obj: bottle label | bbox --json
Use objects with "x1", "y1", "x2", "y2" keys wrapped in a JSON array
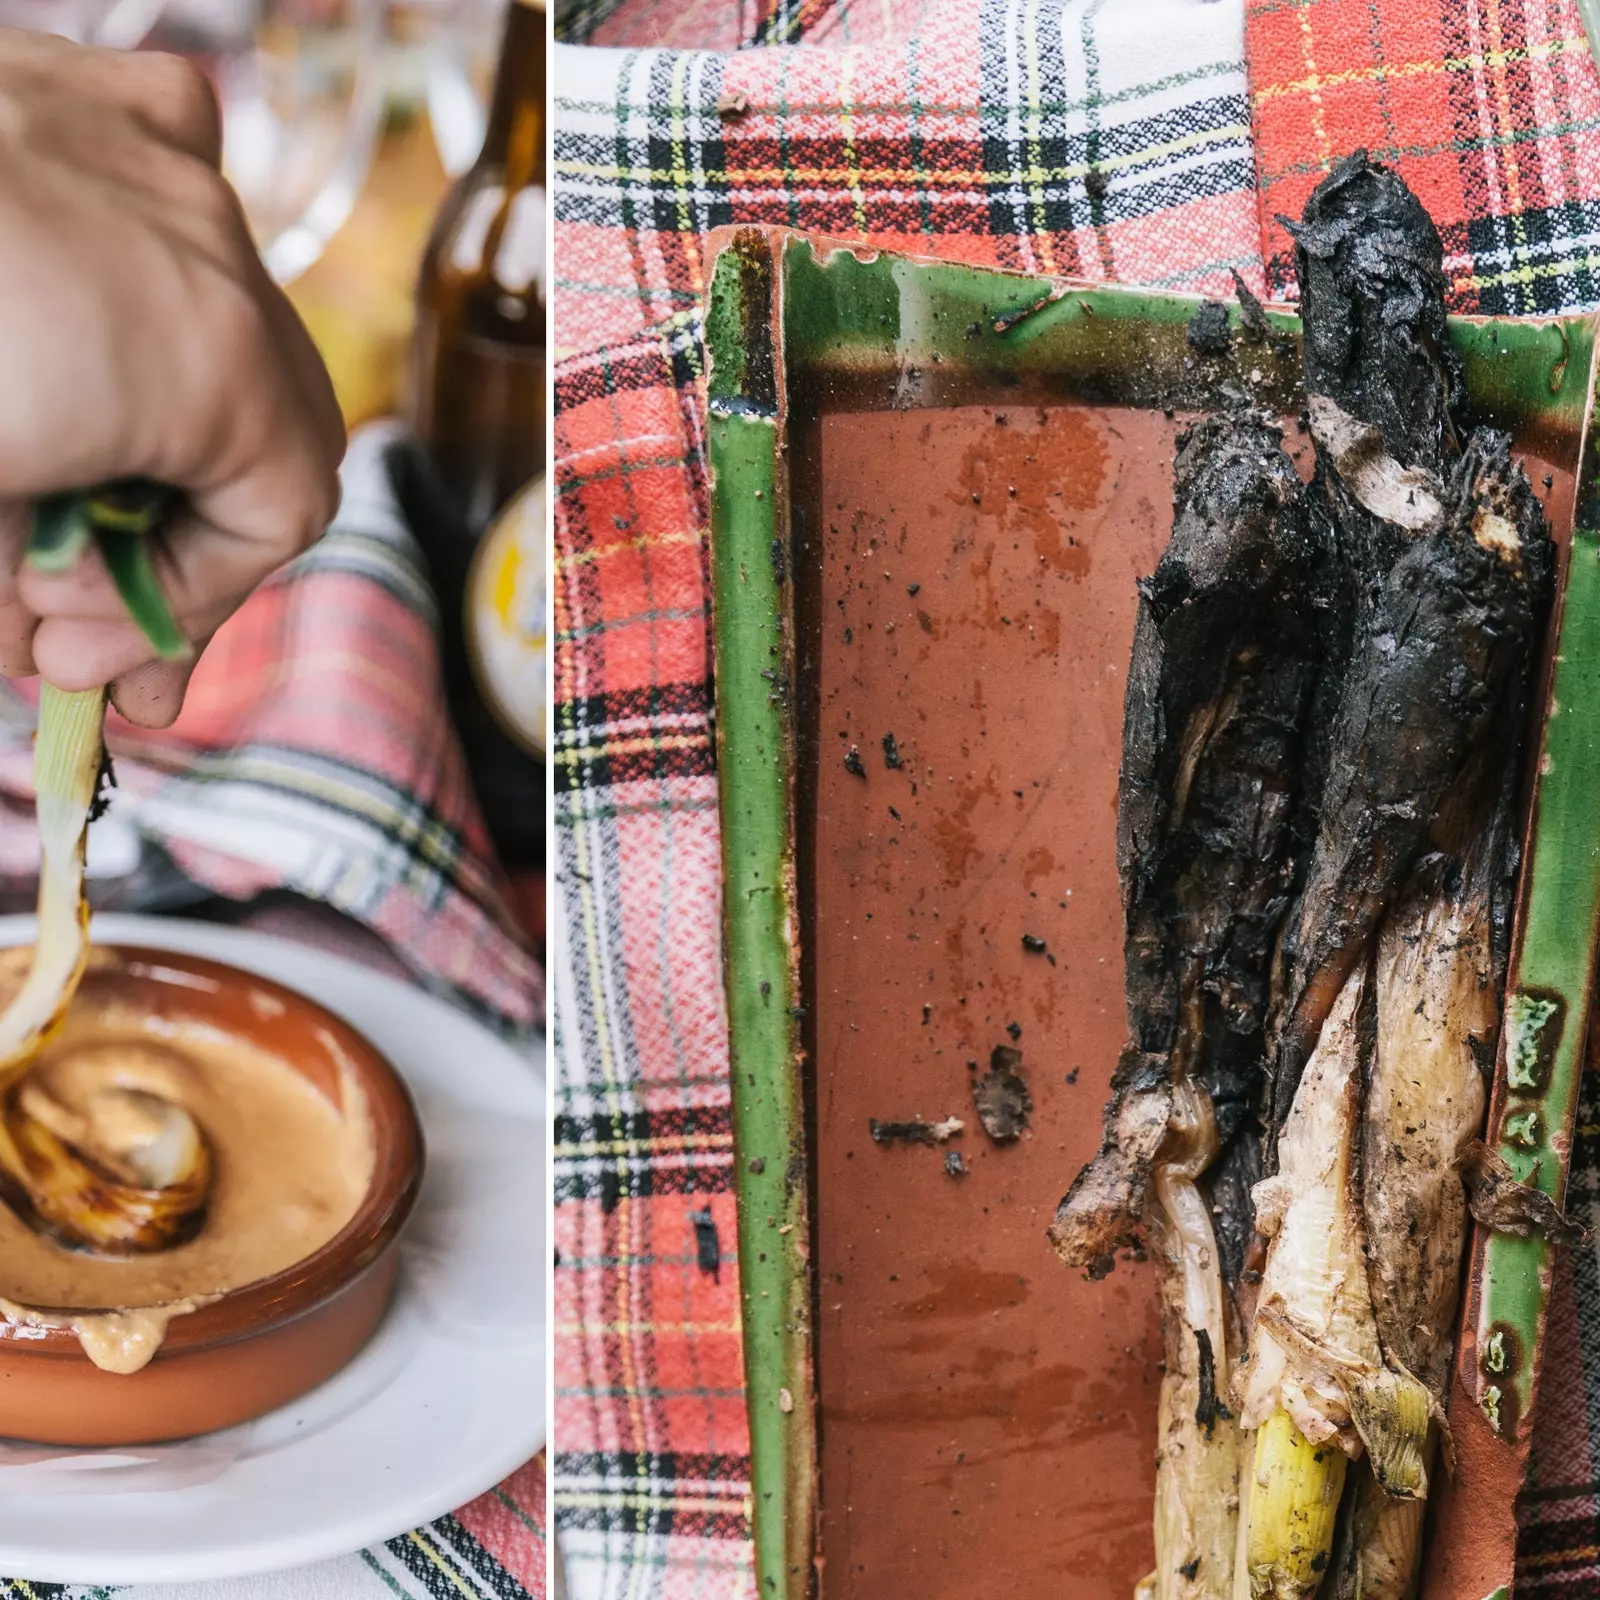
[{"x1": 468, "y1": 477, "x2": 547, "y2": 757}]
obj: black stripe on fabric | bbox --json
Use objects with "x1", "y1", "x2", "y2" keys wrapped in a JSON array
[
  {"x1": 552, "y1": 689, "x2": 716, "y2": 796},
  {"x1": 634, "y1": 55, "x2": 733, "y2": 237},
  {"x1": 749, "y1": 0, "x2": 814, "y2": 48},
  {"x1": 166, "y1": 742, "x2": 469, "y2": 892},
  {"x1": 427, "y1": 1513, "x2": 530, "y2": 1600},
  {"x1": 554, "y1": 1108, "x2": 735, "y2": 1204},
  {"x1": 553, "y1": 320, "x2": 706, "y2": 417},
  {"x1": 556, "y1": 1107, "x2": 733, "y2": 1146},
  {"x1": 978, "y1": 111, "x2": 1252, "y2": 238},
  {"x1": 552, "y1": 1452, "x2": 752, "y2": 1542},
  {"x1": 1515, "y1": 1498, "x2": 1600, "y2": 1575},
  {"x1": 382, "y1": 1525, "x2": 493, "y2": 1600},
  {"x1": 1463, "y1": 200, "x2": 1600, "y2": 317},
  {"x1": 552, "y1": 682, "x2": 715, "y2": 735},
  {"x1": 553, "y1": 0, "x2": 628, "y2": 42}
]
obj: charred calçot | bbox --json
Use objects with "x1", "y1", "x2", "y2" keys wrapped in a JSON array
[
  {"x1": 1049, "y1": 412, "x2": 1322, "y2": 1279},
  {"x1": 1050, "y1": 409, "x2": 1326, "y2": 1600},
  {"x1": 1051, "y1": 150, "x2": 1554, "y2": 1600}
]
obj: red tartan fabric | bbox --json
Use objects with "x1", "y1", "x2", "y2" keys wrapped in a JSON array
[
  {"x1": 460, "y1": 1455, "x2": 550, "y2": 1592},
  {"x1": 1247, "y1": 0, "x2": 1600, "y2": 314},
  {"x1": 560, "y1": 0, "x2": 916, "y2": 53},
  {"x1": 553, "y1": 1, "x2": 1600, "y2": 1594},
  {"x1": 553, "y1": 314, "x2": 756, "y2": 1591},
  {"x1": 551, "y1": 0, "x2": 1266, "y2": 358}
]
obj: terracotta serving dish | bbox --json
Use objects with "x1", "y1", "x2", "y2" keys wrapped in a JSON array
[{"x1": 0, "y1": 944, "x2": 423, "y2": 1447}]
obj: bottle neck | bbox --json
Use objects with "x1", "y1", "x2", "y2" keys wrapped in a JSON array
[{"x1": 479, "y1": 0, "x2": 546, "y2": 192}]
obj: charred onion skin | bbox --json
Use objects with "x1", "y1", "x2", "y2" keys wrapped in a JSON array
[
  {"x1": 1050, "y1": 414, "x2": 1324, "y2": 1283},
  {"x1": 1267, "y1": 151, "x2": 1552, "y2": 1140},
  {"x1": 1057, "y1": 149, "x2": 1555, "y2": 1600},
  {"x1": 1250, "y1": 154, "x2": 1551, "y2": 1597},
  {"x1": 1051, "y1": 414, "x2": 1328, "y2": 1598},
  {"x1": 1286, "y1": 150, "x2": 1462, "y2": 481},
  {"x1": 1268, "y1": 430, "x2": 1551, "y2": 1136}
]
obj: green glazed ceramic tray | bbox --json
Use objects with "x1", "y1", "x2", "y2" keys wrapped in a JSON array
[{"x1": 706, "y1": 225, "x2": 1600, "y2": 1600}]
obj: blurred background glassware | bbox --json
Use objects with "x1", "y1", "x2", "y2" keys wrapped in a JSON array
[
  {"x1": 0, "y1": 0, "x2": 389, "y2": 287},
  {"x1": 146, "y1": 0, "x2": 389, "y2": 285},
  {"x1": 386, "y1": 0, "x2": 502, "y2": 177}
]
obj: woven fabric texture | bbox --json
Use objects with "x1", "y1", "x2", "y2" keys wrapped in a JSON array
[{"x1": 552, "y1": 0, "x2": 1600, "y2": 1595}]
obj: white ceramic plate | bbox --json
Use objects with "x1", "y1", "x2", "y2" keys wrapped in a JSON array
[{"x1": 0, "y1": 912, "x2": 546, "y2": 1585}]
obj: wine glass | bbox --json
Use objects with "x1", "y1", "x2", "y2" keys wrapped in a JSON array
[
  {"x1": 386, "y1": 0, "x2": 501, "y2": 177},
  {"x1": 0, "y1": 0, "x2": 387, "y2": 286},
  {"x1": 146, "y1": 0, "x2": 389, "y2": 284}
]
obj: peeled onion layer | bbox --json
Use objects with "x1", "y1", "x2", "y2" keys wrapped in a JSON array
[
  {"x1": 1318, "y1": 834, "x2": 1500, "y2": 1594},
  {"x1": 1365, "y1": 853, "x2": 1495, "y2": 1394},
  {"x1": 1148, "y1": 1083, "x2": 1240, "y2": 1600},
  {"x1": 0, "y1": 685, "x2": 103, "y2": 1074},
  {"x1": 1241, "y1": 966, "x2": 1433, "y2": 1499},
  {"x1": 1330, "y1": 1471, "x2": 1428, "y2": 1600}
]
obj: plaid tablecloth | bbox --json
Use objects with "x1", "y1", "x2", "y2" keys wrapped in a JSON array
[
  {"x1": 551, "y1": 0, "x2": 1600, "y2": 1595},
  {"x1": 0, "y1": 425, "x2": 546, "y2": 1599}
]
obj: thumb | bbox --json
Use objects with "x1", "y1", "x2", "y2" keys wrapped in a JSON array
[{"x1": 110, "y1": 657, "x2": 195, "y2": 729}]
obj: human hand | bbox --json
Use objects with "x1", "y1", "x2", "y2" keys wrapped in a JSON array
[{"x1": 0, "y1": 29, "x2": 343, "y2": 728}]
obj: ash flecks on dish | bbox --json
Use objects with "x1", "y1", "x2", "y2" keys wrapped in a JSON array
[
  {"x1": 869, "y1": 1116, "x2": 964, "y2": 1147},
  {"x1": 1186, "y1": 300, "x2": 1231, "y2": 355},
  {"x1": 973, "y1": 1045, "x2": 1032, "y2": 1143}
]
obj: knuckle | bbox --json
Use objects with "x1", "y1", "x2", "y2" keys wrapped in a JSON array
[
  {"x1": 168, "y1": 148, "x2": 248, "y2": 242},
  {"x1": 293, "y1": 462, "x2": 341, "y2": 552},
  {"x1": 128, "y1": 51, "x2": 220, "y2": 158},
  {"x1": 203, "y1": 271, "x2": 272, "y2": 373}
]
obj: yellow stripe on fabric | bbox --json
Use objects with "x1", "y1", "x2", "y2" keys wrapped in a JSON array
[
  {"x1": 555, "y1": 1491, "x2": 747, "y2": 1513},
  {"x1": 557, "y1": 1318, "x2": 744, "y2": 1334},
  {"x1": 1252, "y1": 33, "x2": 1587, "y2": 106},
  {"x1": 560, "y1": 1133, "x2": 734, "y2": 1156},
  {"x1": 557, "y1": 529, "x2": 706, "y2": 572},
  {"x1": 407, "y1": 1530, "x2": 480, "y2": 1600},
  {"x1": 1453, "y1": 250, "x2": 1600, "y2": 295},
  {"x1": 839, "y1": 50, "x2": 870, "y2": 237},
  {"x1": 553, "y1": 734, "x2": 710, "y2": 767},
  {"x1": 561, "y1": 126, "x2": 1250, "y2": 190}
]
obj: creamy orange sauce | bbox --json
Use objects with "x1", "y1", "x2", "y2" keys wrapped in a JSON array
[{"x1": 0, "y1": 996, "x2": 373, "y2": 1372}]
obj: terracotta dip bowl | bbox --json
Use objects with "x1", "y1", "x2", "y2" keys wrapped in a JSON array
[{"x1": 0, "y1": 944, "x2": 423, "y2": 1446}]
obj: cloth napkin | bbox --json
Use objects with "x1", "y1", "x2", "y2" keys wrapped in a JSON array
[
  {"x1": 0, "y1": 426, "x2": 546, "y2": 1597},
  {"x1": 551, "y1": 0, "x2": 1600, "y2": 1595}
]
